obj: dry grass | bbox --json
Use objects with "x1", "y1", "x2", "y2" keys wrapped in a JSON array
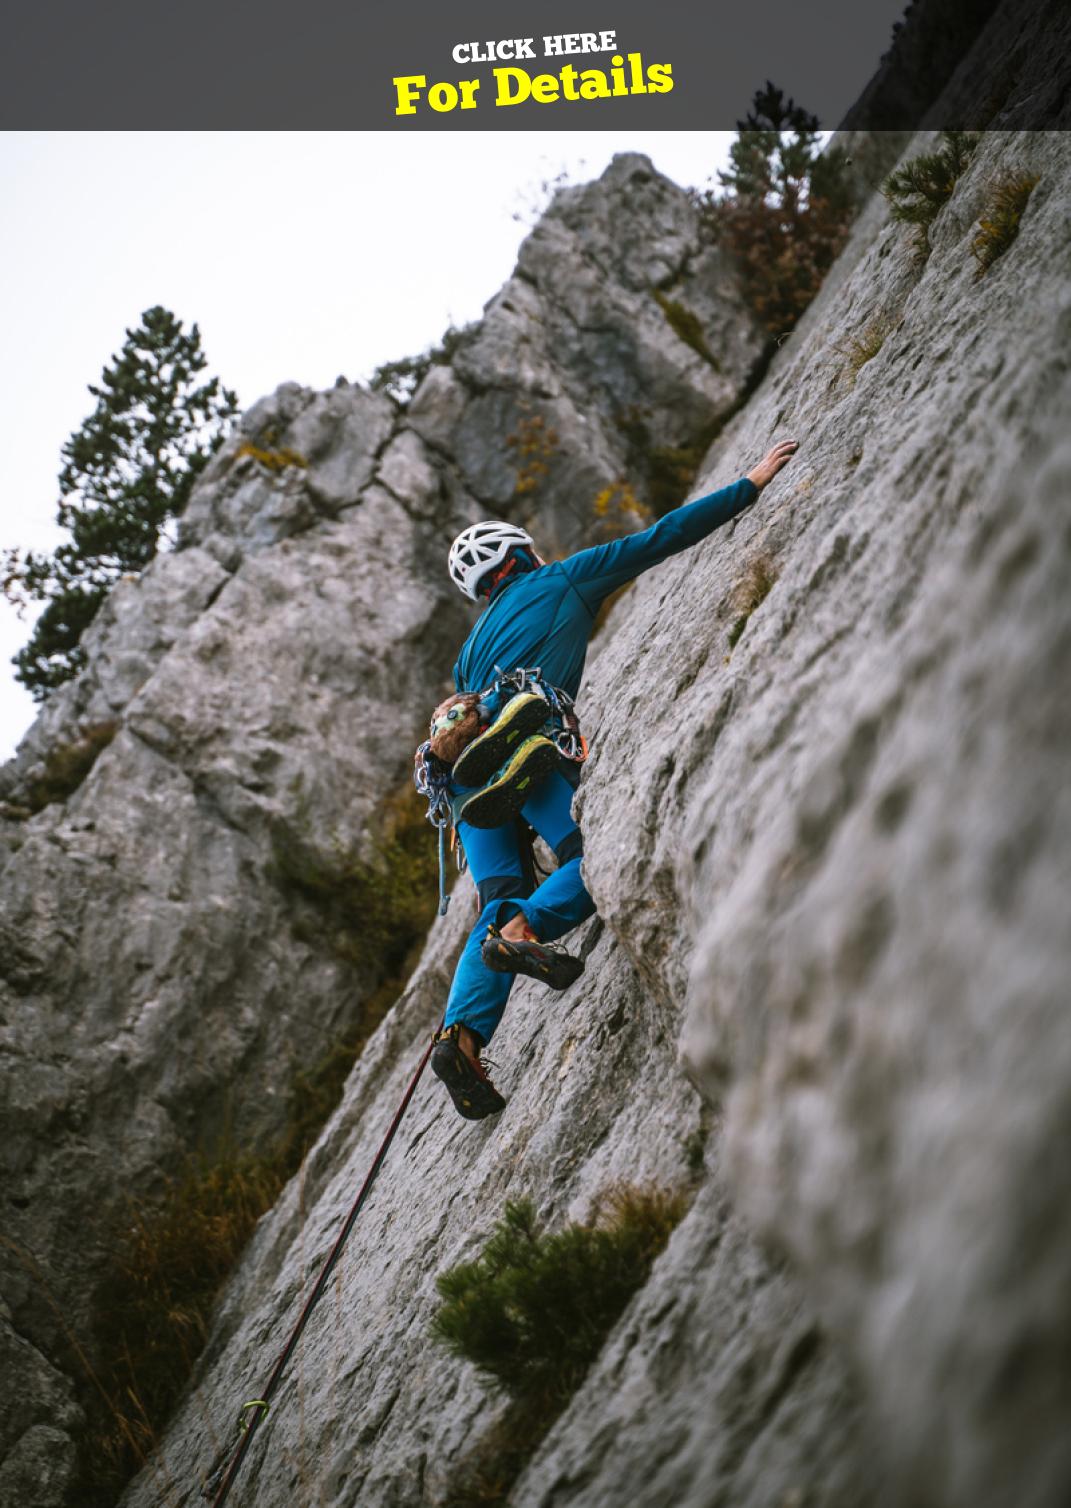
[
  {"x1": 833, "y1": 314, "x2": 898, "y2": 386},
  {"x1": 728, "y1": 555, "x2": 777, "y2": 649},
  {"x1": 24, "y1": 720, "x2": 119, "y2": 813},
  {"x1": 971, "y1": 171, "x2": 1041, "y2": 278}
]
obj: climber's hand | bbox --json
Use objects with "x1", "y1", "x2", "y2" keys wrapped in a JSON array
[{"x1": 747, "y1": 439, "x2": 799, "y2": 490}]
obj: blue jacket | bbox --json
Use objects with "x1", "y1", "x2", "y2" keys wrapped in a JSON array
[{"x1": 453, "y1": 476, "x2": 758, "y2": 698}]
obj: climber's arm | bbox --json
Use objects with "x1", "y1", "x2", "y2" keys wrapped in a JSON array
[{"x1": 563, "y1": 439, "x2": 798, "y2": 612}]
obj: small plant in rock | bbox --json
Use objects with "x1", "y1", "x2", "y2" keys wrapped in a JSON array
[
  {"x1": 592, "y1": 479, "x2": 651, "y2": 528},
  {"x1": 728, "y1": 554, "x2": 777, "y2": 649},
  {"x1": 614, "y1": 405, "x2": 732, "y2": 520},
  {"x1": 269, "y1": 783, "x2": 439, "y2": 973},
  {"x1": 505, "y1": 407, "x2": 561, "y2": 498},
  {"x1": 833, "y1": 313, "x2": 898, "y2": 386},
  {"x1": 22, "y1": 720, "x2": 119, "y2": 813},
  {"x1": 511, "y1": 162, "x2": 581, "y2": 227},
  {"x1": 652, "y1": 291, "x2": 720, "y2": 369},
  {"x1": 970, "y1": 170, "x2": 1041, "y2": 277},
  {"x1": 882, "y1": 130, "x2": 980, "y2": 262},
  {"x1": 432, "y1": 1184, "x2": 689, "y2": 1505},
  {"x1": 235, "y1": 423, "x2": 308, "y2": 471}
]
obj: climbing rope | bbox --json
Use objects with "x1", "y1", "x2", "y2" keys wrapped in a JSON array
[{"x1": 201, "y1": 1024, "x2": 441, "y2": 1506}]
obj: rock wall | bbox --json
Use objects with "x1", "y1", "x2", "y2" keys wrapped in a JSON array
[
  {"x1": 3, "y1": 12, "x2": 1069, "y2": 1500},
  {"x1": 0, "y1": 157, "x2": 764, "y2": 1506},
  {"x1": 117, "y1": 125, "x2": 1070, "y2": 1508}
]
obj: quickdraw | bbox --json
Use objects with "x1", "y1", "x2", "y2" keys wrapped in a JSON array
[{"x1": 414, "y1": 666, "x2": 587, "y2": 914}]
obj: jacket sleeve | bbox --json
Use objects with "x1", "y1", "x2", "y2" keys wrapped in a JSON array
[{"x1": 561, "y1": 477, "x2": 759, "y2": 613}]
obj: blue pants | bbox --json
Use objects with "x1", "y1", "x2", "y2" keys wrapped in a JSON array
[{"x1": 444, "y1": 767, "x2": 596, "y2": 1045}]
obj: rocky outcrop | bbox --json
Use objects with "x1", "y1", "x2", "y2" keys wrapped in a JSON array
[
  {"x1": 839, "y1": 0, "x2": 1071, "y2": 132},
  {"x1": 0, "y1": 157, "x2": 764, "y2": 1506},
  {"x1": 4, "y1": 14, "x2": 1070, "y2": 1501},
  {"x1": 117, "y1": 124, "x2": 1070, "y2": 1508}
]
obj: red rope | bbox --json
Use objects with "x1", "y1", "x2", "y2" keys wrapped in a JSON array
[{"x1": 204, "y1": 1024, "x2": 441, "y2": 1506}]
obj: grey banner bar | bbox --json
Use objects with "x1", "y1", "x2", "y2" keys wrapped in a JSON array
[{"x1": 0, "y1": 0, "x2": 1061, "y2": 130}]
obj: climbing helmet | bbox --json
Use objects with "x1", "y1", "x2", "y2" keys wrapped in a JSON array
[{"x1": 448, "y1": 520, "x2": 535, "y2": 601}]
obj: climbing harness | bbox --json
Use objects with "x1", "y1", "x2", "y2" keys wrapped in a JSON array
[
  {"x1": 414, "y1": 667, "x2": 587, "y2": 914},
  {"x1": 419, "y1": 667, "x2": 586, "y2": 903},
  {"x1": 200, "y1": 1025, "x2": 441, "y2": 1506}
]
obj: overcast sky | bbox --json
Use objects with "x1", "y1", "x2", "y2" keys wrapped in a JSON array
[{"x1": 0, "y1": 131, "x2": 739, "y2": 760}]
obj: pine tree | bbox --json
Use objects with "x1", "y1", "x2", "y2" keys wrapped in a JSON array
[
  {"x1": 3, "y1": 306, "x2": 238, "y2": 698},
  {"x1": 692, "y1": 84, "x2": 855, "y2": 340}
]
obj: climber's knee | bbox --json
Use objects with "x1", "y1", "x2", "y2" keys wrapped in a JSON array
[
  {"x1": 476, "y1": 873, "x2": 525, "y2": 910},
  {"x1": 554, "y1": 829, "x2": 583, "y2": 865}
]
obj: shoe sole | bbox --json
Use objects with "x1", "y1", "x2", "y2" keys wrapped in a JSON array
[
  {"x1": 431, "y1": 1042, "x2": 506, "y2": 1120},
  {"x1": 481, "y1": 936, "x2": 585, "y2": 991},
  {"x1": 452, "y1": 694, "x2": 550, "y2": 788},
  {"x1": 458, "y1": 737, "x2": 560, "y2": 830}
]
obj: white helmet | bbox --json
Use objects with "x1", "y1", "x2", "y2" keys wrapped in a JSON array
[{"x1": 448, "y1": 520, "x2": 535, "y2": 601}]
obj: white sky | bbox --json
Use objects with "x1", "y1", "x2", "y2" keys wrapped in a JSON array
[{"x1": 0, "y1": 130, "x2": 737, "y2": 760}]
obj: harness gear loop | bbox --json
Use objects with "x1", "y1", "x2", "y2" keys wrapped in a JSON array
[
  {"x1": 414, "y1": 741, "x2": 455, "y2": 914},
  {"x1": 201, "y1": 1025, "x2": 441, "y2": 1506}
]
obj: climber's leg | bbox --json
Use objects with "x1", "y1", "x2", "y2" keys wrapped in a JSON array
[
  {"x1": 481, "y1": 768, "x2": 596, "y2": 989},
  {"x1": 441, "y1": 816, "x2": 530, "y2": 1049},
  {"x1": 443, "y1": 766, "x2": 594, "y2": 1046}
]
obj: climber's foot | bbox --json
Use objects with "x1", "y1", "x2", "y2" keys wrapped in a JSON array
[
  {"x1": 452, "y1": 692, "x2": 549, "y2": 788},
  {"x1": 481, "y1": 925, "x2": 585, "y2": 991},
  {"x1": 457, "y1": 735, "x2": 559, "y2": 829},
  {"x1": 431, "y1": 1023, "x2": 507, "y2": 1121}
]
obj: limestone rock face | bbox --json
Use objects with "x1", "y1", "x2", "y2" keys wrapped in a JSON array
[
  {"x1": 0, "y1": 154, "x2": 764, "y2": 1506},
  {"x1": 3, "y1": 32, "x2": 1070, "y2": 1500},
  {"x1": 116, "y1": 128, "x2": 1071, "y2": 1508},
  {"x1": 585, "y1": 128, "x2": 1071, "y2": 1508}
]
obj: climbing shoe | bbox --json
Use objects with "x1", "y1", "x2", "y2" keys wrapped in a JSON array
[
  {"x1": 452, "y1": 692, "x2": 550, "y2": 788},
  {"x1": 456, "y1": 735, "x2": 559, "y2": 829},
  {"x1": 481, "y1": 924, "x2": 585, "y2": 991},
  {"x1": 430, "y1": 1023, "x2": 507, "y2": 1121}
]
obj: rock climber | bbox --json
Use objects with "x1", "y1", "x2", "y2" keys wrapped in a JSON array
[{"x1": 429, "y1": 438, "x2": 799, "y2": 1120}]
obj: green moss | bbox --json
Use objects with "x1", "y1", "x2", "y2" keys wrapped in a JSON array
[
  {"x1": 883, "y1": 131, "x2": 980, "y2": 261},
  {"x1": 653, "y1": 291, "x2": 721, "y2": 370},
  {"x1": 682, "y1": 1123, "x2": 709, "y2": 1179},
  {"x1": 971, "y1": 170, "x2": 1040, "y2": 277},
  {"x1": 235, "y1": 440, "x2": 308, "y2": 471},
  {"x1": 23, "y1": 719, "x2": 118, "y2": 813},
  {"x1": 432, "y1": 1184, "x2": 690, "y2": 1505}
]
